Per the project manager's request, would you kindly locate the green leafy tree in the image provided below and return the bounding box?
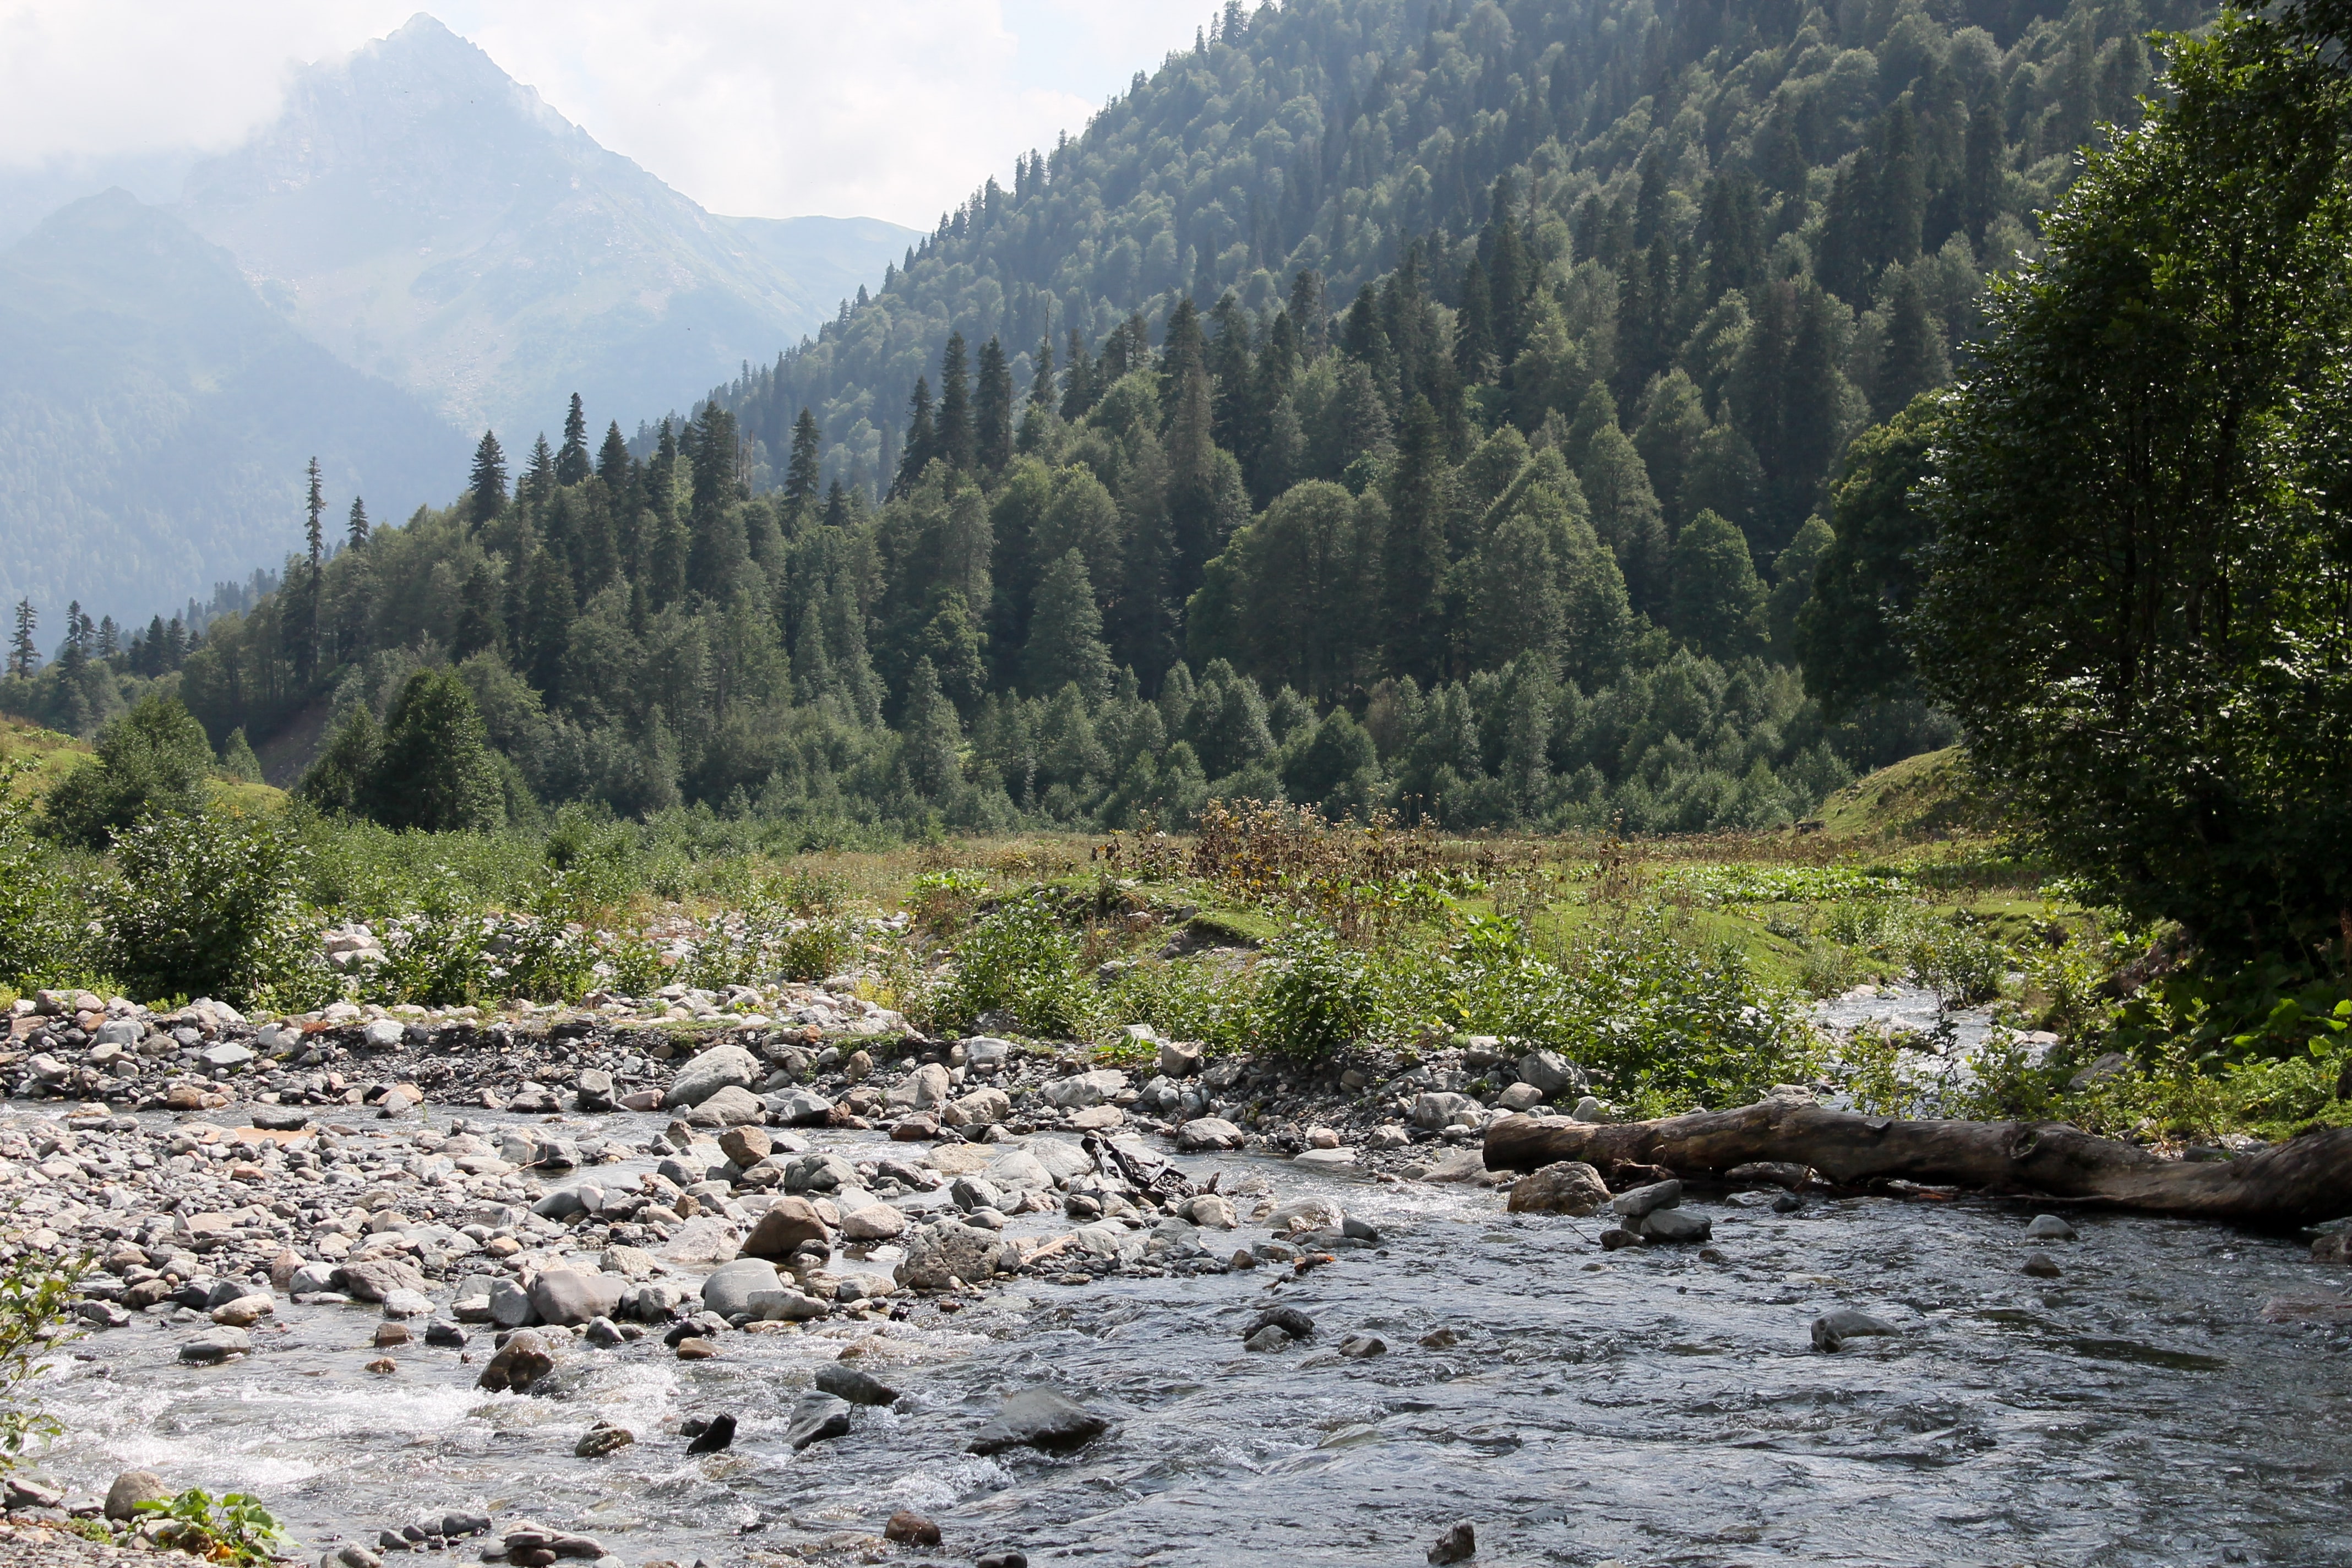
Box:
[216,727,263,783]
[298,707,382,816]
[1910,4,2352,957]
[1798,398,1942,714]
[42,693,215,847]
[1023,550,1113,700]
[1768,515,1836,660]
[367,669,505,832]
[1669,509,1770,662]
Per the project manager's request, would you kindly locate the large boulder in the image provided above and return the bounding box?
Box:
[1517,1050,1586,1098]
[768,1088,834,1126]
[334,1258,428,1303]
[739,1198,830,1261]
[941,1087,1011,1128]
[691,1085,766,1126]
[1175,1118,1243,1151]
[664,1044,760,1109]
[966,1388,1109,1455]
[1042,1069,1127,1109]
[886,1063,952,1110]
[1506,1161,1609,1216]
[894,1220,1001,1291]
[476,1330,554,1392]
[1412,1092,1480,1130]
[981,1149,1053,1192]
[699,1258,783,1316]
[527,1269,629,1327]
[840,1203,908,1242]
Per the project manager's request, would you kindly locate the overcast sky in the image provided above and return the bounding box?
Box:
[0,1,1218,226]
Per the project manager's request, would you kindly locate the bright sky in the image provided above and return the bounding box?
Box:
[0,1,1218,225]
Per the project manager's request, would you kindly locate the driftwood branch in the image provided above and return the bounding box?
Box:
[1483,1099,2352,1227]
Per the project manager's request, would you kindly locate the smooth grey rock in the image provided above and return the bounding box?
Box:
[1507,1160,1608,1215]
[573,1069,616,1110]
[740,1196,830,1260]
[770,1087,834,1125]
[1811,1308,1902,1352]
[786,1393,853,1450]
[1042,1069,1126,1108]
[1517,1050,1586,1097]
[814,1362,900,1406]
[488,1278,536,1329]
[178,1327,250,1363]
[1174,1117,1243,1151]
[105,1469,171,1521]
[2024,1213,2079,1241]
[966,1387,1109,1454]
[1610,1179,1683,1219]
[663,1044,760,1109]
[1638,1207,1712,1243]
[695,1084,766,1126]
[1412,1091,1478,1129]
[528,1269,629,1327]
[699,1258,783,1316]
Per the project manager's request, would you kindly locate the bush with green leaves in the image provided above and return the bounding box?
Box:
[930,890,1092,1037]
[135,1489,291,1566]
[99,810,330,1009]
[0,759,89,989]
[0,1246,81,1474]
[1249,922,1377,1059]
[40,693,215,848]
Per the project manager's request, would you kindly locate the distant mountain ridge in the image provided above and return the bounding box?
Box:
[0,12,914,625]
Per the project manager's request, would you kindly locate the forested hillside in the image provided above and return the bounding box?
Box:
[0,0,2192,839]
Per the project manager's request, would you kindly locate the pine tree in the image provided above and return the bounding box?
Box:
[1028,336,1056,411]
[367,669,504,832]
[557,394,591,485]
[597,421,632,496]
[454,562,503,658]
[8,598,36,679]
[785,408,823,518]
[347,497,370,549]
[1023,549,1113,699]
[1059,328,1097,420]
[469,430,508,524]
[974,337,1014,472]
[894,377,936,496]
[901,657,962,800]
[937,333,974,472]
[1876,272,1950,417]
[522,433,557,508]
[1455,258,1498,383]
[1383,398,1452,685]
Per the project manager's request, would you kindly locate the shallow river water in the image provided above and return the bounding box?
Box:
[27,1105,2352,1568]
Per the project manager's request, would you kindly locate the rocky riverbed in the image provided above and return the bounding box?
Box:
[3,984,2352,1566]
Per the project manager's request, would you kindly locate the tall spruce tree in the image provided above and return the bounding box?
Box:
[937,333,974,472]
[557,394,591,485]
[974,337,1014,472]
[785,409,823,518]
[6,599,34,678]
[469,430,509,524]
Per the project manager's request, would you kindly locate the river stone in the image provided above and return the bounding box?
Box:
[741,1197,831,1260]
[2022,1252,2063,1278]
[379,1289,435,1319]
[700,1259,783,1316]
[573,1069,616,1111]
[983,1150,1054,1190]
[1610,1179,1683,1219]
[574,1422,633,1458]
[209,1293,275,1327]
[1811,1308,1902,1353]
[1517,1049,1586,1098]
[1429,1521,1476,1565]
[943,1087,1012,1128]
[1507,1161,1609,1216]
[888,1063,952,1110]
[1175,1117,1243,1151]
[664,1044,760,1108]
[1494,1082,1546,1112]
[179,1326,250,1363]
[815,1362,900,1406]
[694,1085,766,1126]
[1267,1195,1344,1232]
[477,1330,554,1392]
[787,1393,853,1450]
[896,1219,999,1291]
[2024,1213,2079,1241]
[105,1469,171,1521]
[1183,1194,1237,1228]
[771,1087,834,1125]
[1027,1139,1095,1181]
[1158,1038,1203,1077]
[718,1126,772,1166]
[335,1257,429,1302]
[489,1278,536,1329]
[884,1511,941,1548]
[840,1203,908,1241]
[967,1387,1109,1454]
[685,1413,737,1453]
[746,1287,829,1322]
[1042,1069,1126,1109]
[1412,1091,1479,1129]
[529,1269,629,1327]
[1638,1207,1712,1243]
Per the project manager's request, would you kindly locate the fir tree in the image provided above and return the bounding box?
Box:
[937,333,974,472]
[974,337,1014,472]
[597,421,632,496]
[1383,399,1452,685]
[894,377,937,496]
[7,598,35,679]
[1023,550,1113,700]
[522,432,557,508]
[469,430,509,524]
[346,497,370,549]
[785,408,823,518]
[557,393,591,485]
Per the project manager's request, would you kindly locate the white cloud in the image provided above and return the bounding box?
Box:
[0,1,1218,225]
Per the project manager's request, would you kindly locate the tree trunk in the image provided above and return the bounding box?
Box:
[1483,1099,2352,1227]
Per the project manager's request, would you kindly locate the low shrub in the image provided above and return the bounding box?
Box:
[929,891,1092,1037]
[1249,922,1376,1059]
[99,810,330,1009]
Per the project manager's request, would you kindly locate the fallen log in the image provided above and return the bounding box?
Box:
[1483,1098,2352,1227]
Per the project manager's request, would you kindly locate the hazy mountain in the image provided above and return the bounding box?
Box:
[0,190,466,624]
[173,14,913,440]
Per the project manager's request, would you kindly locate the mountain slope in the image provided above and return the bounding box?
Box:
[175,13,913,440]
[0,190,466,624]
[721,0,2188,502]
